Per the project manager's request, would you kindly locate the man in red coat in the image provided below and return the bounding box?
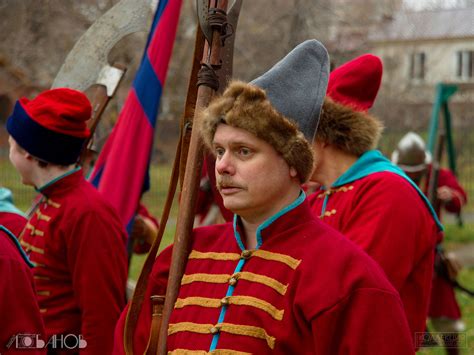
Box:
[307,54,442,350]
[6,88,128,354]
[0,225,45,354]
[114,40,414,354]
[392,132,467,355]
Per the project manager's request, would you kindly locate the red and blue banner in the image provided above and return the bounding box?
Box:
[89,0,183,230]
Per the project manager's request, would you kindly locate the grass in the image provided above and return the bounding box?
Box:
[420,222,474,354]
[418,267,474,355]
[444,223,474,245]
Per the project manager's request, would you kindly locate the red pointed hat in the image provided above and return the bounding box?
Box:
[6,88,92,165]
[315,54,384,156]
[327,54,383,112]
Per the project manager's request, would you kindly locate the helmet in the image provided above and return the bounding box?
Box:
[391,132,431,172]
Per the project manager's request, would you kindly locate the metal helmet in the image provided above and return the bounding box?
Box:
[391,132,432,172]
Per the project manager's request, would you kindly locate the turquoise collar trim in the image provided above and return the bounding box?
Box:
[322,150,442,231]
[0,225,34,267]
[233,190,306,250]
[0,188,25,216]
[36,166,82,192]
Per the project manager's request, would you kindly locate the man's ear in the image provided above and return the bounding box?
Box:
[289,166,298,178]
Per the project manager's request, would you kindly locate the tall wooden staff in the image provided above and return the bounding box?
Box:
[157,1,230,353]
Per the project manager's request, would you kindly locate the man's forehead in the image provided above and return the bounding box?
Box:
[213,124,261,146]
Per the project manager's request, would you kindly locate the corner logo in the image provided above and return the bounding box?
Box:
[6,334,87,350]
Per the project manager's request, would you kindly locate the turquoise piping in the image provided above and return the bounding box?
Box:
[320,150,443,231]
[36,166,81,192]
[210,191,305,350]
[233,190,306,250]
[320,194,329,218]
[255,191,305,248]
[0,225,34,268]
[209,258,246,351]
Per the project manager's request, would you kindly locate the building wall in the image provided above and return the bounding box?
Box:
[371,37,474,101]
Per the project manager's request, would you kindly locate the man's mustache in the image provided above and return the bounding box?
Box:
[216,177,244,190]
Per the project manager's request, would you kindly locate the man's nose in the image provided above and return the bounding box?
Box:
[215,151,235,176]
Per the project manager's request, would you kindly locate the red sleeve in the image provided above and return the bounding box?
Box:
[438,169,467,214]
[312,288,415,354]
[338,174,439,338]
[0,235,46,355]
[68,211,128,355]
[0,212,27,238]
[113,245,173,355]
[341,175,436,291]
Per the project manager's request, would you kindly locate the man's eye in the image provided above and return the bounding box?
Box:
[215,147,225,157]
[239,148,251,156]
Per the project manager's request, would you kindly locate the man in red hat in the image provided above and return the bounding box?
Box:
[6,88,128,354]
[113,40,414,355]
[392,132,467,355]
[307,54,442,349]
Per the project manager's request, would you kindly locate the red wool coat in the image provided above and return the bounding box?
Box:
[424,168,467,319]
[308,170,440,345]
[0,211,27,237]
[114,198,414,354]
[0,226,45,355]
[19,169,128,354]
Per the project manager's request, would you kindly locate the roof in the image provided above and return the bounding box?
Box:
[370,7,474,42]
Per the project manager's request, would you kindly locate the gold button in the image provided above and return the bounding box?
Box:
[241,250,252,259]
[220,297,230,306]
[210,326,220,334]
[229,277,237,286]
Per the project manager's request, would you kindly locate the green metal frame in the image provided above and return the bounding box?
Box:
[427,83,458,174]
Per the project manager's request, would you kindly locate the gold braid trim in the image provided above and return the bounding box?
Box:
[36,290,51,296]
[168,322,275,350]
[32,262,46,268]
[174,296,284,321]
[168,322,213,336]
[237,272,288,295]
[34,275,50,281]
[25,223,45,236]
[175,297,221,309]
[220,323,275,350]
[35,210,51,222]
[181,272,288,295]
[229,296,284,320]
[321,209,337,218]
[46,198,61,208]
[253,250,301,269]
[189,251,240,261]
[181,273,231,285]
[20,240,44,255]
[169,350,251,355]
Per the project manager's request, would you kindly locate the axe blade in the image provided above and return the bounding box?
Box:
[52,0,154,93]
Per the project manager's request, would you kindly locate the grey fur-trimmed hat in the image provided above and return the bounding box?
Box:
[250,39,329,142]
[199,40,329,183]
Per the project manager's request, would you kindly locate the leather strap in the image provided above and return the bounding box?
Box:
[124,128,182,354]
[123,24,205,355]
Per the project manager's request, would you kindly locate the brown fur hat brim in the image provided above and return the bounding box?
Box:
[199,80,314,183]
[315,97,384,156]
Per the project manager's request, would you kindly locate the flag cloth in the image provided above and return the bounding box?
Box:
[89,0,183,229]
